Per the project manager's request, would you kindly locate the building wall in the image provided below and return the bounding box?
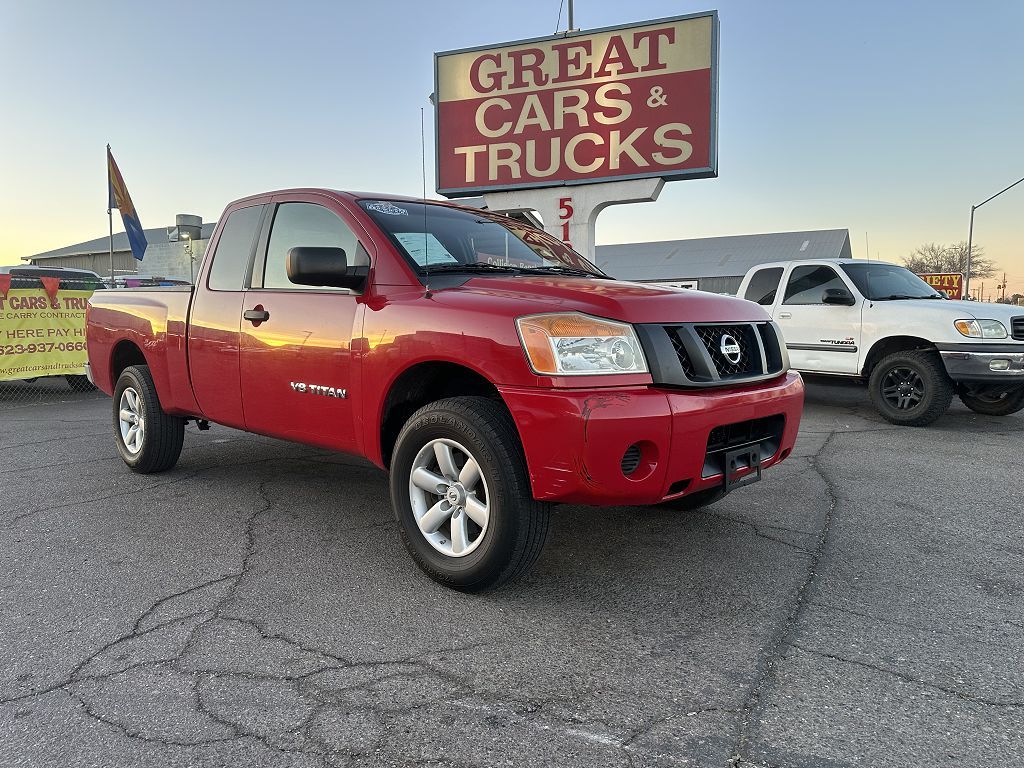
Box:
[29,241,209,282]
[138,240,209,282]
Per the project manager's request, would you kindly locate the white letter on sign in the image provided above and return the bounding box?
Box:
[476,98,513,138]
[652,123,693,165]
[454,145,487,182]
[526,138,560,177]
[489,143,523,180]
[594,83,632,125]
[565,133,605,174]
[609,128,648,169]
[514,94,552,134]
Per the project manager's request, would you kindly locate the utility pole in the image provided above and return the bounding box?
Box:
[998,272,1007,302]
[568,0,574,32]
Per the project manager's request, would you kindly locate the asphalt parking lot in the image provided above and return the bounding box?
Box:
[1,377,1021,768]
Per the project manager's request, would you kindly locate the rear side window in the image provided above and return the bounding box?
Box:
[743,267,784,305]
[263,203,367,290]
[783,265,847,305]
[207,205,263,291]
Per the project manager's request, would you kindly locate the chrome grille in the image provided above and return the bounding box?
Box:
[1012,317,1024,341]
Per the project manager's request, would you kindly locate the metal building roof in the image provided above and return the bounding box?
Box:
[25,222,218,261]
[595,229,853,281]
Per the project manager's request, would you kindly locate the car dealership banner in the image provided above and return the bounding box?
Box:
[917,273,964,300]
[0,288,93,381]
[434,12,719,196]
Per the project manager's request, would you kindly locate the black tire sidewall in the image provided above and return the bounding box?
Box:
[390,401,525,589]
[960,386,1024,416]
[112,366,180,472]
[869,351,952,426]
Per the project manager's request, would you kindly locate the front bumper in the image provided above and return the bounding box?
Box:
[83,361,95,385]
[499,371,805,506]
[938,343,1024,382]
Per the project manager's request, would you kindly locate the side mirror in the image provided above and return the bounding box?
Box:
[822,287,856,306]
[286,247,366,290]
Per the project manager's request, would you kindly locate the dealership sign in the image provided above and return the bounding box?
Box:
[918,273,964,300]
[434,12,719,197]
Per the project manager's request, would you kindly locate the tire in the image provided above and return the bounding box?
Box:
[868,350,954,426]
[112,365,185,473]
[959,385,1024,416]
[655,487,726,512]
[66,374,96,392]
[389,396,550,592]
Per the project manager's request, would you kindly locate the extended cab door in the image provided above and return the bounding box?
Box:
[238,197,368,451]
[773,264,862,374]
[187,202,267,428]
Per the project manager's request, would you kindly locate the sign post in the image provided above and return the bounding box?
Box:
[434,12,719,263]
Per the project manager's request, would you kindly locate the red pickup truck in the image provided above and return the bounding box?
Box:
[86,189,804,590]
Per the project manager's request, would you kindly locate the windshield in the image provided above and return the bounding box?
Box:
[840,263,942,300]
[358,200,604,277]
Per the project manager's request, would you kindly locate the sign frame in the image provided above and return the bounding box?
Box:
[433,10,720,198]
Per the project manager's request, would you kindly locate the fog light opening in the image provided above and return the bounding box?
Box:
[621,444,642,476]
[989,359,1011,371]
[621,441,659,482]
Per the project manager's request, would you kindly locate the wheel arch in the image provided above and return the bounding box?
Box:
[110,338,148,383]
[376,360,507,469]
[861,336,937,378]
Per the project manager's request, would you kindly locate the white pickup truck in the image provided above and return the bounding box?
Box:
[736,259,1024,425]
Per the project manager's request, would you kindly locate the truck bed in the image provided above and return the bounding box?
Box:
[86,288,200,415]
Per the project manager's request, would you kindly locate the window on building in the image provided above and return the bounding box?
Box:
[207,205,263,291]
[783,265,847,305]
[743,267,784,305]
[263,203,368,290]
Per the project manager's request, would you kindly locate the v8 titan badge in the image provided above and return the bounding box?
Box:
[290,381,348,399]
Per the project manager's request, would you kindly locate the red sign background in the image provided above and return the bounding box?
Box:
[918,273,964,300]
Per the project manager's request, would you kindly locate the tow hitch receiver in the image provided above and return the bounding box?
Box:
[724,446,762,493]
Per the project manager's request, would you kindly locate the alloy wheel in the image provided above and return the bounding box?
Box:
[408,438,490,558]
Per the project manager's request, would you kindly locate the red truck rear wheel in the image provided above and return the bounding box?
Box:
[390,397,550,592]
[113,365,185,474]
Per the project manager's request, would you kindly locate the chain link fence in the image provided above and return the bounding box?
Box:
[0,271,107,409]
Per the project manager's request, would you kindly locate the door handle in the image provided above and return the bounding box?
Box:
[243,307,270,323]
[778,312,792,319]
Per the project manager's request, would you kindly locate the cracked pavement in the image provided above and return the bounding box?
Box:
[1,376,1021,767]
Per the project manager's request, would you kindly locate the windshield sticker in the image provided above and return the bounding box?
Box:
[393,233,460,267]
[366,201,408,216]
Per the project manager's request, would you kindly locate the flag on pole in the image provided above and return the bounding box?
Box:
[107,146,148,261]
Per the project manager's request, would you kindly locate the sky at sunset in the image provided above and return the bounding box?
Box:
[1,0,1021,295]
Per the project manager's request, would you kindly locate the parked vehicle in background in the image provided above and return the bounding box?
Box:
[737,259,1024,425]
[0,266,104,391]
[87,188,805,590]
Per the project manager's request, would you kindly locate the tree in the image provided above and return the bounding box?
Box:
[902,241,996,280]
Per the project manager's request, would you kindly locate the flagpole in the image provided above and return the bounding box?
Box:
[107,144,114,286]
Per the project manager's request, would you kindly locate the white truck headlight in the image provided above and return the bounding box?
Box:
[516,313,648,375]
[955,319,1008,339]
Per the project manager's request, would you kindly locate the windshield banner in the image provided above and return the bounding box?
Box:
[0,288,93,382]
[917,273,964,300]
[434,12,719,196]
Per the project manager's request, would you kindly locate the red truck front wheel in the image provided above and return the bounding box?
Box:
[390,397,550,592]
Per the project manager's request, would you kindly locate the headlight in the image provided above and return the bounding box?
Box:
[955,319,1008,339]
[516,313,648,375]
